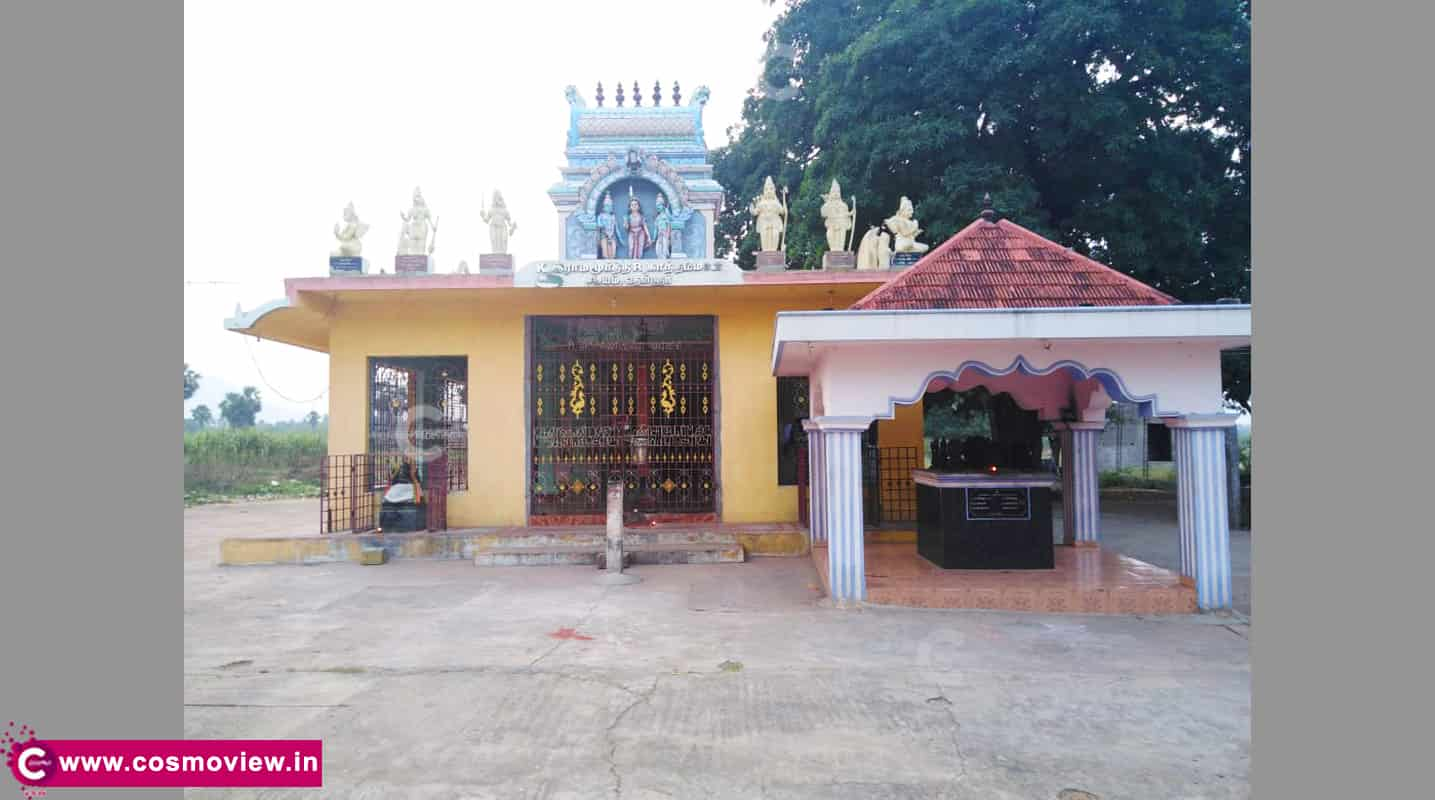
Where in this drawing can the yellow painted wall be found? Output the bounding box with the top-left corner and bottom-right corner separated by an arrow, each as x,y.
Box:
326,284 -> 874,528
879,400 -> 925,455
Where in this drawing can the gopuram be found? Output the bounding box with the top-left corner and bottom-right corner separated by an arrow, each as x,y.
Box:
548,81 -> 721,262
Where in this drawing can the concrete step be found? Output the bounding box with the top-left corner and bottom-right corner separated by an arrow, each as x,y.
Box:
474,544 -> 602,567
473,535 -> 745,567
627,540 -> 745,565
475,528 -> 739,550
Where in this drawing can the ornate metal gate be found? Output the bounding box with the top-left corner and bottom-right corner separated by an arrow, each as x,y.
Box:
529,316 -> 716,521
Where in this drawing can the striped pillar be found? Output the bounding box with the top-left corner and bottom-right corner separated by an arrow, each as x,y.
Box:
1169,417 -> 1237,611
801,420 -> 826,545
811,417 -> 870,604
1055,422 -> 1104,546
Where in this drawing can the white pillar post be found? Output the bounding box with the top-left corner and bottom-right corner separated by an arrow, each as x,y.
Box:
810,416 -> 870,604
1053,422 -> 1105,546
801,420 -> 826,545
1168,415 -> 1239,611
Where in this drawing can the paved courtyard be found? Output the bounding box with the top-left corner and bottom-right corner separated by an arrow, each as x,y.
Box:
185,498 -> 1251,799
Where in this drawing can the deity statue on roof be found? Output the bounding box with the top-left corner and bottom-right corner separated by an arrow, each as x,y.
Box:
619,188 -> 652,259
749,176 -> 788,252
331,202 -> 369,258
885,196 -> 928,254
856,226 -> 892,270
596,192 -> 619,259
397,187 -> 439,256
652,193 -> 673,259
480,190 -> 518,255
819,179 -> 856,253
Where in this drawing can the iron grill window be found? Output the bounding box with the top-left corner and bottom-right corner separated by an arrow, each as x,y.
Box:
776,376 -> 809,485
367,356 -> 468,494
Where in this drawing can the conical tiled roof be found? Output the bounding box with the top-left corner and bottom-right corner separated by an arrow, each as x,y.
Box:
851,212 -> 1178,310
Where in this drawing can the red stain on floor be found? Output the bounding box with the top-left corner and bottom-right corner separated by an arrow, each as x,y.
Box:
548,627 -> 594,641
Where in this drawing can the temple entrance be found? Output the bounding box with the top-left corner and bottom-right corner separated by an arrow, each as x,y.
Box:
529,316 -> 717,522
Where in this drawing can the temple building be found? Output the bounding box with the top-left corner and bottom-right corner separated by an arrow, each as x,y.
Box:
225,82 -> 1250,613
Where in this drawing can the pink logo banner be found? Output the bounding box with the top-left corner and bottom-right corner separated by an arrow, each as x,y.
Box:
7,739 -> 323,789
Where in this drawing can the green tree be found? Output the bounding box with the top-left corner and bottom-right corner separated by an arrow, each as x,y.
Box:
713,0 -> 1250,305
184,363 -> 201,400
219,387 -> 262,429
191,404 -> 213,429
304,411 -> 321,430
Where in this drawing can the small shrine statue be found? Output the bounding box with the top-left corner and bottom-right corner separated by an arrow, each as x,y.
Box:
749,176 -> 788,252
885,196 -> 929,255
856,226 -> 892,270
652,193 -> 673,259
596,192 -> 620,259
819,179 -> 856,253
397,187 -> 439,256
619,189 -> 652,259
480,190 -> 518,254
331,202 -> 369,257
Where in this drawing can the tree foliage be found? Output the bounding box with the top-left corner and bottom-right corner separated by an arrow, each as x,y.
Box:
219,387 -> 262,429
191,404 -> 213,429
713,0 -> 1250,306
184,363 -> 201,400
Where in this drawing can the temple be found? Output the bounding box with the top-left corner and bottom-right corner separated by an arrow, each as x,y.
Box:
224,82 -> 1250,613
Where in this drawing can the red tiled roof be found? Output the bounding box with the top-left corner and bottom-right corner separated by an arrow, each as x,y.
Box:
850,216 -> 1178,310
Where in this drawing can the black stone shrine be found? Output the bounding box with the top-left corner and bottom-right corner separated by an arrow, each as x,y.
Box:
914,470 -> 1056,569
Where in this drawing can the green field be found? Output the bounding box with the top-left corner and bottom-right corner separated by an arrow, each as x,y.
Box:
183,429 -> 325,505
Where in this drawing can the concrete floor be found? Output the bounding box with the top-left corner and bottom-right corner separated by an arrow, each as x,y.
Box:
185,498 -> 1250,799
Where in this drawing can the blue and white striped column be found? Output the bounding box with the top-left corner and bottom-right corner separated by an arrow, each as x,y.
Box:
811,417 -> 870,604
1169,416 -> 1238,611
801,420 -> 826,545
1055,422 -> 1104,546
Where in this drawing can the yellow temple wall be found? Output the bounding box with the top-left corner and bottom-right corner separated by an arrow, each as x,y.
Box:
326,285 -> 874,529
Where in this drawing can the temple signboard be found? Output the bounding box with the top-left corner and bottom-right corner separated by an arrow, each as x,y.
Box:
515,259 -> 742,288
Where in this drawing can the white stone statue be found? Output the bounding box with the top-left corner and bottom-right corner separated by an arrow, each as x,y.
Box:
885,196 -> 929,254
331,202 -> 369,258
480,190 -> 517,255
820,179 -> 856,252
856,226 -> 892,270
749,176 -> 788,252
397,187 -> 439,256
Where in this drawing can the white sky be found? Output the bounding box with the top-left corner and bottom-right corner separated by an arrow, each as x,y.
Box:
184,0 -> 783,422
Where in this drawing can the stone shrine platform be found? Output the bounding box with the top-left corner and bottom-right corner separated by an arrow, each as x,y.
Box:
812,542 -> 1198,614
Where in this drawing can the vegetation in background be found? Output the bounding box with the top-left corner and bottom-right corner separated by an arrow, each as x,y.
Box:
714,0 -> 1251,407
184,362 -> 201,400
219,386 -> 263,429
184,428 -> 325,505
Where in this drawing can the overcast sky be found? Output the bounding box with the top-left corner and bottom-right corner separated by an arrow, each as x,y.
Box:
184,0 -> 782,422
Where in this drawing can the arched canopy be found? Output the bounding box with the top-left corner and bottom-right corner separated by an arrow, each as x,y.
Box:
772,305 -> 1250,424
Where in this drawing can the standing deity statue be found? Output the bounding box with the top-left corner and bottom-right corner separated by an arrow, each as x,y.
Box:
596,192 -> 619,259
619,189 -> 652,259
749,177 -> 788,252
652,193 -> 673,259
331,202 -> 369,257
885,196 -> 929,254
397,187 -> 439,256
819,179 -> 857,253
856,226 -> 892,270
480,190 -> 518,254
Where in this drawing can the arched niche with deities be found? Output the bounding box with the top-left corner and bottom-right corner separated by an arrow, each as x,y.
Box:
564,150 -> 705,259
